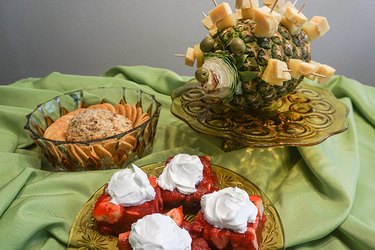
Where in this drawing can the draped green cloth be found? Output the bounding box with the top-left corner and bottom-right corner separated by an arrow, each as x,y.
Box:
0,66 -> 374,249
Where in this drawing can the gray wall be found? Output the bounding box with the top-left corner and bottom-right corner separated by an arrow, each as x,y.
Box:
1,0 -> 375,86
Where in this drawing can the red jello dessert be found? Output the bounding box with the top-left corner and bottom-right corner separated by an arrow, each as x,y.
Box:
93,164 -> 163,235
186,187 -> 266,250
156,153 -> 218,210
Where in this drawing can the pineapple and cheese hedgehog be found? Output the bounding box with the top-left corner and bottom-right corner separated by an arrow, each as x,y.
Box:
181,0 -> 335,108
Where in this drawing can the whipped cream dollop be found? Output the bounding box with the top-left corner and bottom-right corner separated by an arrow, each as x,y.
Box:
157,153 -> 204,195
106,164 -> 156,207
129,213 -> 192,250
201,187 -> 258,233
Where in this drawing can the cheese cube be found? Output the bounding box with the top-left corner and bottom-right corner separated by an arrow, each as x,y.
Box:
306,60 -> 320,79
281,6 -> 307,35
288,59 -> 318,79
281,17 -> 302,35
208,2 -> 233,23
284,6 -> 307,27
300,62 -> 317,79
262,59 -> 291,86
185,47 -> 195,67
253,6 -> 282,38
216,14 -> 237,31
235,0 -> 259,9
202,16 -> 215,30
264,0 -> 286,14
302,21 -> 320,41
302,16 -> 330,41
241,7 -> 255,19
194,44 -> 204,68
315,64 -> 335,84
234,9 -> 243,19
288,59 -> 303,79
310,16 -> 330,36
299,62 -> 317,74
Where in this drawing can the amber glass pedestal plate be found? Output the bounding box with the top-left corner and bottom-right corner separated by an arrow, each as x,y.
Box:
171,81 -> 349,151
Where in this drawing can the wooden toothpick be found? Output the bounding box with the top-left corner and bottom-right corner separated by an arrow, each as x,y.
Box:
298,3 -> 306,14
174,54 -> 185,57
212,0 -> 218,7
293,0 -> 298,6
202,12 -> 207,18
270,0 -> 279,14
311,72 -> 326,78
282,69 -> 292,72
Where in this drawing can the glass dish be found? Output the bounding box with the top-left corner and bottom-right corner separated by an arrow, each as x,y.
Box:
24,87 -> 161,171
67,162 -> 285,249
171,81 -> 349,151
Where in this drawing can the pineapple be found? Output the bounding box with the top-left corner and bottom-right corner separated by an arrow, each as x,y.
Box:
186,1 -> 334,108
197,18 -> 310,108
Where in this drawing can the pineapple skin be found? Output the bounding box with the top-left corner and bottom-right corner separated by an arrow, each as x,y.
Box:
212,19 -> 311,108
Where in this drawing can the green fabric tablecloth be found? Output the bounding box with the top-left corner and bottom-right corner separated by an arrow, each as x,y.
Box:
0,66 -> 374,249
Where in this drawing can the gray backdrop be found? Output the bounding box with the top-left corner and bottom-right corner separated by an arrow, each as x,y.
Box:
1,0 -> 374,86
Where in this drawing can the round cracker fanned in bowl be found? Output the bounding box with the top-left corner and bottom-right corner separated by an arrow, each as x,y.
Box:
24,87 -> 161,171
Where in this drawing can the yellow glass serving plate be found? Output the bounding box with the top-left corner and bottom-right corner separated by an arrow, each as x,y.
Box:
67,162 -> 285,249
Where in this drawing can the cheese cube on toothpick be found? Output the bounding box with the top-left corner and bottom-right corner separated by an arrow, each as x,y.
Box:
234,9 -> 243,19
202,14 -> 215,30
242,8 -> 256,19
281,5 -> 307,35
184,47 -> 196,67
262,59 -> 291,85
314,63 -> 336,84
208,2 -> 233,23
216,13 -> 237,31
284,5 -> 307,26
302,16 -> 330,41
288,59 -> 318,79
288,59 -> 303,79
310,16 -> 330,36
281,18 -> 302,35
300,62 -> 318,79
253,6 -> 282,38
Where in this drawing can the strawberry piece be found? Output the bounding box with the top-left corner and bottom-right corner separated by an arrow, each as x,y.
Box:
250,195 -> 263,215
148,176 -> 158,188
191,237 -> 210,250
93,184 -> 164,235
117,231 -> 131,250
93,194 -> 124,224
165,206 -> 184,226
210,228 -> 231,249
192,208 -> 265,250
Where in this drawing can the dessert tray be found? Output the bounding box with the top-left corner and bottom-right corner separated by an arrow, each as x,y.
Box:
171,81 -> 349,151
67,162 -> 285,249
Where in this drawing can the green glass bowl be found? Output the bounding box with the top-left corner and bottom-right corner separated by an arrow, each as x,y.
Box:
24,87 -> 161,171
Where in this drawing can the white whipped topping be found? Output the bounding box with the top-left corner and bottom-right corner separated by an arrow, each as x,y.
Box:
106,164 -> 156,207
201,187 -> 258,233
157,153 -> 204,195
129,213 -> 192,250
